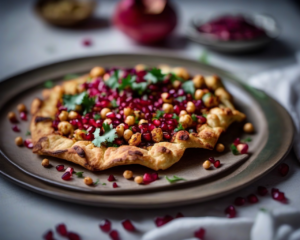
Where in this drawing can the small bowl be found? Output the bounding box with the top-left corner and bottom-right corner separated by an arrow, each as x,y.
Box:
187,13 -> 279,53
35,0 -> 96,27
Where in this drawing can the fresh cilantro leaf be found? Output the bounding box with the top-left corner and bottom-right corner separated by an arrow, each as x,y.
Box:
81,94 -> 95,115
165,175 -> 186,183
191,114 -> 198,122
175,96 -> 186,102
111,99 -> 118,108
230,144 -> 239,155
81,129 -> 87,133
94,114 -> 101,120
44,80 -> 54,88
75,172 -> 84,178
94,179 -> 100,185
131,81 -> 148,95
113,144 -> 118,147
129,126 -> 133,131
172,114 -> 179,121
144,68 -> 165,84
153,110 -> 164,119
92,124 -> 118,147
64,74 -> 79,80
202,93 -> 212,102
63,92 -> 86,112
242,137 -> 252,143
199,50 -> 209,64
169,73 -> 185,83
26,130 -> 31,136
135,118 -> 139,125
202,113 -> 207,118
105,70 -> 120,89
174,123 -> 185,132
118,74 -> 135,91
102,183 -> 106,185
182,81 -> 195,95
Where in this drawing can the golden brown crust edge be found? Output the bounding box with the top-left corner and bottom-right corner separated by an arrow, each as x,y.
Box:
30,76 -> 246,171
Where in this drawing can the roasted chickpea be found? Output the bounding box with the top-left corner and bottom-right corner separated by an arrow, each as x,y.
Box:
203,160 -> 211,169
134,110 -> 144,120
193,75 -> 205,89
179,114 -> 193,128
41,158 -> 50,167
161,92 -> 173,103
135,64 -> 146,72
186,101 -> 196,113
139,119 -> 148,125
203,94 -> 219,108
124,129 -> 133,141
128,133 -> 142,146
151,128 -> 163,143
123,170 -> 133,179
134,176 -> 143,184
17,104 -> 27,113
15,136 -> 23,146
205,75 -> 223,90
68,111 -> 79,120
8,112 -> 16,122
158,64 -> 171,74
84,177 -> 93,185
172,67 -> 190,80
243,123 -> 254,133
74,105 -> 82,112
195,89 -> 208,100
124,107 -> 133,117
216,143 -> 225,152
90,66 -> 105,78
162,103 -> 173,113
116,124 -> 125,137
58,121 -> 73,135
58,111 -> 69,121
125,116 -> 135,126
53,85 -> 64,94
101,108 -> 111,119
73,129 -> 86,140
179,110 -> 187,117
172,80 -> 181,89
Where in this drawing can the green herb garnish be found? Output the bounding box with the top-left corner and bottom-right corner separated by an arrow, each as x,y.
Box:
153,110 -> 164,120
175,96 -> 186,102
92,123 -> 118,147
202,113 -> 207,118
182,81 -> 195,95
75,172 -> 84,178
174,123 -> 185,132
172,114 -> 179,121
202,93 -> 212,102
44,80 -> 54,88
144,68 -> 165,84
63,92 -> 95,115
105,70 -> 120,90
94,179 -> 100,185
191,114 -> 198,122
94,114 -> 101,120
241,137 -> 252,143
26,130 -> 31,136
230,144 -> 239,155
102,183 -> 106,185
111,99 -> 118,108
165,175 -> 186,183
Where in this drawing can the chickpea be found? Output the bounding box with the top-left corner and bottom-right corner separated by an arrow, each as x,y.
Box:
162,103 -> 173,113
205,75 -> 223,90
17,104 -> 27,113
84,177 -> 93,185
203,160 -> 211,169
103,119 -> 112,125
125,116 -> 135,126
195,89 -> 208,100
193,75 -> 205,89
139,119 -> 148,125
179,114 -> 193,128
128,133 -> 142,146
158,64 -> 171,74
123,170 -> 133,179
73,129 -> 85,140
134,110 -> 144,120
103,73 -> 110,81
243,123 -> 254,133
216,143 -> 225,152
151,128 -> 163,143
134,176 -> 143,184
58,111 -> 69,121
179,110 -> 187,117
58,121 -> 73,135
15,136 -> 23,146
101,108 -> 111,119
53,85 -> 64,94
161,92 -> 173,103
116,124 -> 125,137
135,64 -> 146,72
8,112 -> 16,122
68,111 -> 79,120
123,129 -> 133,141
124,107 -> 133,117
172,67 -> 190,80
90,66 -> 105,78
74,105 -> 82,112
186,101 -> 196,113
41,158 -> 50,167
172,80 -> 181,89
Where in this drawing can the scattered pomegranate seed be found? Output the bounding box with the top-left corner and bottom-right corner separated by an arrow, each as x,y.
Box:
24,139 -> 33,149
237,143 -> 248,154
278,163 -> 289,177
20,112 -> 27,121
62,171 -> 72,180
82,38 -> 92,47
175,212 -> 184,218
208,157 -> 215,164
257,186 -> 268,196
43,230 -> 54,240
272,188 -> 287,202
106,112 -> 116,119
233,138 -> 241,146
194,227 -> 206,239
65,167 -> 74,174
67,232 -> 81,240
109,230 -> 120,240
247,194 -> 259,204
108,175 -> 116,181
225,205 -> 236,218
153,119 -> 161,127
234,197 -> 246,206
143,172 -> 158,184
154,215 -> 174,227
122,219 -> 135,231
56,165 -> 64,171
99,219 -> 111,232
12,125 -> 20,132
56,223 -> 67,236
113,182 -> 118,188
214,160 -> 221,168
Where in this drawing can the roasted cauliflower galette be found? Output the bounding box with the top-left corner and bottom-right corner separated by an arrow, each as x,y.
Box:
31,65 -> 246,171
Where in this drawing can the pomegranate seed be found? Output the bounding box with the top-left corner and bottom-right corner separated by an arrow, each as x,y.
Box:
113,182 -> 118,188
197,115 -> 206,124
161,123 -> 168,131
154,215 -> 174,227
24,139 -> 33,149
108,175 -> 116,181
12,125 -> 20,132
278,163 -> 289,177
208,157 -> 215,164
56,223 -> 67,236
153,119 -> 161,127
89,119 -> 97,127
20,112 -> 27,121
131,125 -> 140,133
142,132 -> 152,141
65,167 -> 74,174
194,227 -> 206,239
122,219 -> 135,231
237,143 -> 248,154
163,132 -> 171,140
247,194 -> 259,204
214,160 -> 221,168
257,186 -> 268,196
99,219 -> 111,232
52,120 -> 59,129
109,230 -> 120,240
233,138 -> 241,146
148,123 -> 156,131
139,123 -> 148,132
167,124 -> 175,131
62,171 -> 72,180
67,232 -> 81,240
145,113 -> 152,120
82,38 -> 92,47
177,89 -> 185,96
174,105 -> 181,114
225,205 -> 236,218
87,126 -> 95,133
85,133 -> 94,141
175,212 -> 184,218
143,172 -> 158,184
43,230 -> 54,240
234,197 -> 246,206
106,112 -> 116,119
56,165 -> 64,171
164,113 -> 173,119
272,188 -> 286,202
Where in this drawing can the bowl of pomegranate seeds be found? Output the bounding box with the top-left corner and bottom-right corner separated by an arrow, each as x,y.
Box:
187,13 -> 279,53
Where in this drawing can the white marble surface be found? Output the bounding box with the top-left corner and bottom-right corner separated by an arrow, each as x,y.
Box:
0,0 -> 300,239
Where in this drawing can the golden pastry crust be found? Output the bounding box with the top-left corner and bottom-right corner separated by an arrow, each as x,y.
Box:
30,73 -> 246,171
